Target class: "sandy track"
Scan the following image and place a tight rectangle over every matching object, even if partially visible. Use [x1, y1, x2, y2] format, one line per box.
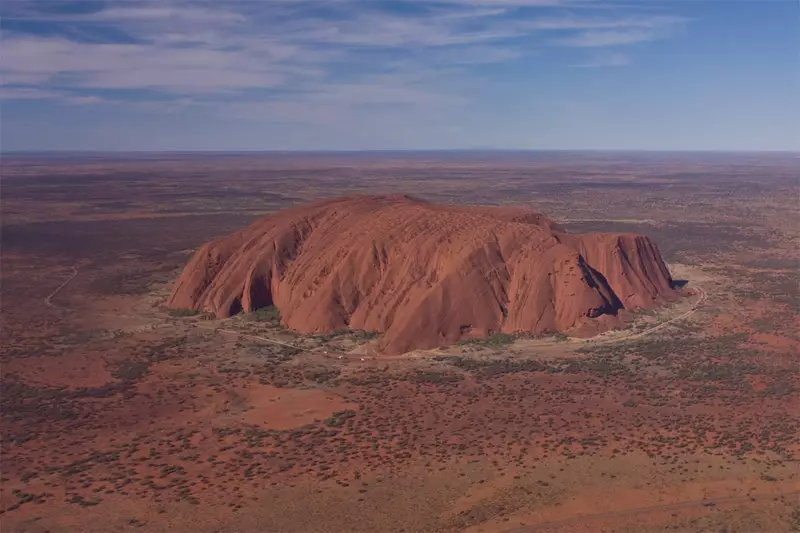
[186, 287, 708, 360]
[49, 265, 705, 360]
[499, 488, 799, 533]
[194, 323, 305, 351]
[516, 286, 708, 350]
[44, 265, 80, 309]
[592, 286, 708, 344]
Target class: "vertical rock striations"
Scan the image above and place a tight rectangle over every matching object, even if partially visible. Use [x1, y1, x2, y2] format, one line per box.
[168, 195, 677, 354]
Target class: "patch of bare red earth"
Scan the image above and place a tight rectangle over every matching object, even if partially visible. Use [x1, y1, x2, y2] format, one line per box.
[4, 350, 113, 390]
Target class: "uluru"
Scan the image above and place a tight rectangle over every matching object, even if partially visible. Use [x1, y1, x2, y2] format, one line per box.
[168, 195, 677, 354]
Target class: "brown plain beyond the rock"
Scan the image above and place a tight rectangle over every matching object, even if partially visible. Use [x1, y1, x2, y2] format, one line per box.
[167, 195, 677, 354]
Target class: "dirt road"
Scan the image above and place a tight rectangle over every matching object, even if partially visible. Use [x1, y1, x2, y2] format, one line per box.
[184, 286, 708, 361]
[194, 323, 305, 351]
[517, 286, 708, 350]
[44, 265, 80, 309]
[597, 286, 708, 344]
[498, 488, 798, 533]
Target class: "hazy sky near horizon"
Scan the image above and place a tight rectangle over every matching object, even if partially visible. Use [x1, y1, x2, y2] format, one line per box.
[1, 0, 797, 152]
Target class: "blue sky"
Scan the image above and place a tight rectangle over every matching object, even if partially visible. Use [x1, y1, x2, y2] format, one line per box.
[1, 0, 797, 151]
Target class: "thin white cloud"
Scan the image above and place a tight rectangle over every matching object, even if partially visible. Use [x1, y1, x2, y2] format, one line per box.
[0, 36, 291, 92]
[0, 86, 104, 104]
[426, 0, 573, 5]
[537, 13, 688, 47]
[426, 45, 524, 64]
[0, 0, 692, 120]
[309, 82, 468, 106]
[280, 9, 520, 48]
[555, 28, 664, 47]
[572, 51, 630, 67]
[526, 14, 688, 31]
[87, 6, 247, 24]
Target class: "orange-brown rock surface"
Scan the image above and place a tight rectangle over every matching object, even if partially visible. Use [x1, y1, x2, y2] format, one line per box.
[168, 195, 677, 354]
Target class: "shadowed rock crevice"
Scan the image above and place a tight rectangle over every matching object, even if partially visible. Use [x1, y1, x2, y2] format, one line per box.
[168, 195, 677, 354]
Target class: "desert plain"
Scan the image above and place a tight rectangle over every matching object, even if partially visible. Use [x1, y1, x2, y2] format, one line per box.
[1, 151, 798, 532]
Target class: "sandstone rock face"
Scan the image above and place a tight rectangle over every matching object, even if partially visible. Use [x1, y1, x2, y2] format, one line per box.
[168, 195, 676, 354]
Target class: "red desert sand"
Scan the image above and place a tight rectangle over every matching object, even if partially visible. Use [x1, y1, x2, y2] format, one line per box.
[168, 195, 677, 354]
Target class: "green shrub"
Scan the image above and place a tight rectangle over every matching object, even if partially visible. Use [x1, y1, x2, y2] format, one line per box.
[411, 371, 464, 384]
[351, 330, 379, 340]
[249, 306, 281, 323]
[324, 410, 356, 427]
[458, 332, 516, 347]
[168, 308, 200, 317]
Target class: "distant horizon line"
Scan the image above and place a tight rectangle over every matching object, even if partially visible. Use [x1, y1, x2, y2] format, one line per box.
[3, 148, 798, 156]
